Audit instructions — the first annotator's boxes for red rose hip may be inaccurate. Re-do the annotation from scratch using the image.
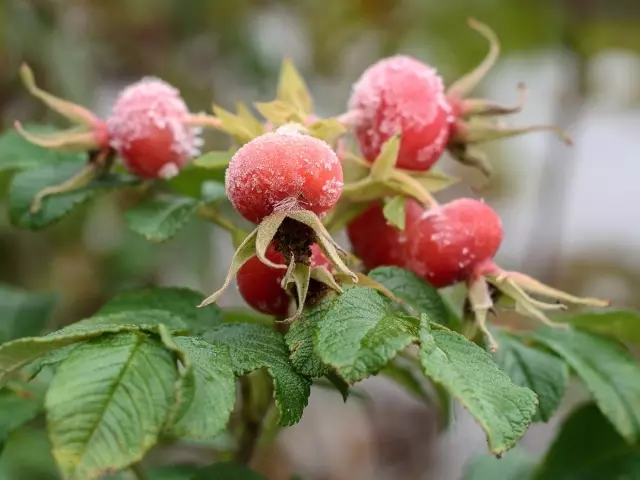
[107,77,202,179]
[226,126,343,224]
[348,55,452,171]
[347,199,423,271]
[404,198,503,288]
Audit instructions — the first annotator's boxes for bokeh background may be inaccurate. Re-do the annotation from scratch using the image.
[1,0,640,479]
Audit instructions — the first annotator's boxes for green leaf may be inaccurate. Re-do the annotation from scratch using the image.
[379,358,432,403]
[9,162,138,230]
[201,181,227,204]
[221,308,273,327]
[167,337,236,440]
[192,150,233,170]
[46,333,179,480]
[492,329,568,422]
[307,118,347,144]
[97,287,222,334]
[368,266,451,326]
[0,126,83,173]
[312,287,420,383]
[419,321,538,455]
[325,371,350,402]
[532,327,640,443]
[562,310,640,346]
[125,196,199,243]
[463,450,536,480]
[0,284,58,343]
[205,323,311,426]
[0,382,44,445]
[382,195,406,230]
[276,59,313,116]
[533,403,640,480]
[0,324,146,387]
[285,308,330,378]
[75,310,189,332]
[212,105,256,145]
[254,100,300,126]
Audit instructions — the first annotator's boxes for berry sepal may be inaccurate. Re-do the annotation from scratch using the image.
[445,19,572,177]
[198,208,357,323]
[467,260,610,351]
[16,64,109,152]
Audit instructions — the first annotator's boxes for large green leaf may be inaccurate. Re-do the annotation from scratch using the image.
[125,196,200,242]
[0,324,146,387]
[167,337,236,440]
[0,382,44,446]
[312,288,420,383]
[46,333,179,480]
[97,287,222,333]
[463,450,536,480]
[532,327,640,443]
[0,284,58,343]
[368,267,451,326]
[205,323,311,426]
[419,321,538,455]
[533,403,640,480]
[562,310,640,346]
[0,126,82,173]
[492,329,568,422]
[9,162,138,229]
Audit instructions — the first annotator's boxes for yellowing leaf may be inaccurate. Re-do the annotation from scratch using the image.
[254,100,301,126]
[277,59,313,116]
[308,119,347,144]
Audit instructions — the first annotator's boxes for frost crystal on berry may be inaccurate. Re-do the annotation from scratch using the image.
[107,77,201,178]
[348,55,452,171]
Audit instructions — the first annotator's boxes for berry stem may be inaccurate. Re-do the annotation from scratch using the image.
[197,205,249,248]
[335,109,365,129]
[185,113,224,130]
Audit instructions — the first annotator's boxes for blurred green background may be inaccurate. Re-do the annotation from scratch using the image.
[1,0,640,479]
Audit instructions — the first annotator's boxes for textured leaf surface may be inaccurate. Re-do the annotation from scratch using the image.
[9,162,138,229]
[313,287,420,383]
[562,310,640,346]
[0,284,58,342]
[463,450,536,480]
[285,307,330,378]
[0,324,144,386]
[0,382,44,444]
[0,126,82,172]
[419,321,538,454]
[368,267,450,325]
[97,287,221,333]
[76,310,188,332]
[492,329,568,422]
[168,337,236,440]
[205,323,310,426]
[533,327,640,443]
[46,333,178,480]
[533,403,640,480]
[125,196,199,242]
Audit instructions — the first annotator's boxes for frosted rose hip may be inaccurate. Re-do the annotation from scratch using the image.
[347,199,423,271]
[404,198,503,288]
[107,77,202,179]
[348,55,452,171]
[225,128,343,223]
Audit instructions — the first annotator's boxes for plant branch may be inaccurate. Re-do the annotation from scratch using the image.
[130,462,148,480]
[197,205,248,248]
[235,375,272,465]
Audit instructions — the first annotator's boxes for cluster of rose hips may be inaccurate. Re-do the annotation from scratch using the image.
[16,19,607,350]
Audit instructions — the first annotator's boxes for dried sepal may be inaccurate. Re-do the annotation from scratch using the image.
[20,63,101,128]
[198,228,258,308]
[255,211,288,270]
[283,263,311,323]
[467,276,499,351]
[310,266,343,293]
[14,123,99,152]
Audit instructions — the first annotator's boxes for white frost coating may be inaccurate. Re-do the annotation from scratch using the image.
[107,77,201,163]
[348,55,451,154]
[275,123,306,136]
[158,162,180,179]
[225,131,342,221]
